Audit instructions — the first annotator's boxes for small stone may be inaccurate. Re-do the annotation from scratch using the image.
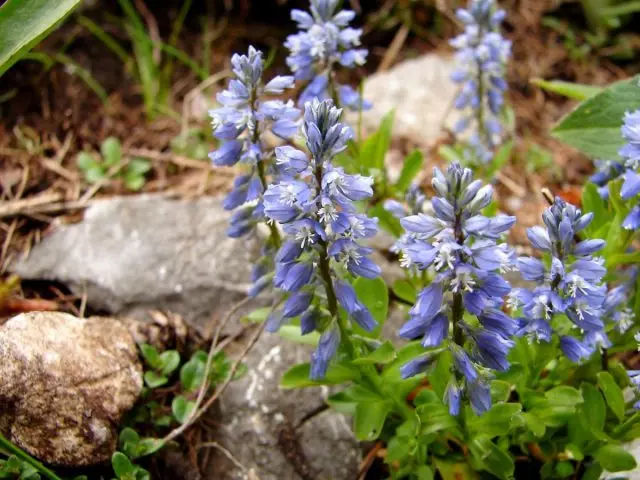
[0,312,143,466]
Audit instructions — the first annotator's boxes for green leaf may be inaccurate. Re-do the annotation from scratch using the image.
[597,371,625,421]
[124,174,146,192]
[552,75,640,159]
[417,402,458,435]
[278,325,321,345]
[581,182,609,236]
[594,444,637,472]
[0,0,81,77]
[144,371,168,388]
[139,344,160,369]
[467,403,522,437]
[112,452,135,477]
[136,438,164,457]
[128,158,151,174]
[415,466,434,480]
[359,110,394,172]
[76,152,99,170]
[438,145,464,164]
[395,149,424,192]
[280,363,360,389]
[180,357,205,392]
[546,385,583,406]
[353,401,390,440]
[490,380,512,403]
[469,437,515,480]
[487,140,513,176]
[84,165,106,184]
[433,458,478,480]
[158,350,180,376]
[352,341,396,365]
[352,276,389,338]
[392,279,417,303]
[580,382,606,433]
[370,203,402,237]
[381,341,426,383]
[171,396,195,424]
[532,78,602,100]
[326,391,358,415]
[101,137,122,167]
[243,307,271,324]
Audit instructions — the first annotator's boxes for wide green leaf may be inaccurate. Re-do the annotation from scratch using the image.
[598,371,625,422]
[594,444,637,472]
[352,276,389,338]
[395,149,424,193]
[552,76,640,159]
[0,0,81,77]
[171,395,195,424]
[353,401,391,440]
[278,325,320,345]
[280,362,360,389]
[532,78,602,100]
[580,383,606,433]
[469,436,515,480]
[392,279,417,303]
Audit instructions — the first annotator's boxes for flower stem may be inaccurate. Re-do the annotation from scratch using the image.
[0,433,62,480]
[250,89,281,249]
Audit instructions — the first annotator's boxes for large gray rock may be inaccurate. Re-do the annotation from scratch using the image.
[0,312,142,466]
[348,54,461,149]
[11,195,260,336]
[207,332,360,480]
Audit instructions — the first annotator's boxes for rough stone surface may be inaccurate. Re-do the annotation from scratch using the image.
[0,312,143,466]
[206,333,360,480]
[347,54,461,149]
[11,195,261,336]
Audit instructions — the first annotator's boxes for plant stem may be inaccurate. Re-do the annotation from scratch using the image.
[452,212,466,346]
[0,433,62,480]
[250,88,281,249]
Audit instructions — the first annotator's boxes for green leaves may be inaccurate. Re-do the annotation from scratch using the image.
[76,137,151,190]
[352,341,396,365]
[0,0,81,77]
[140,344,180,388]
[280,363,360,389]
[468,436,514,480]
[552,75,640,159]
[171,395,195,424]
[354,401,391,440]
[395,150,424,193]
[594,445,637,472]
[111,452,150,480]
[352,277,389,338]
[597,371,625,422]
[359,110,394,172]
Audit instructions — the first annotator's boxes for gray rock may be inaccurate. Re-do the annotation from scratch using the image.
[0,312,142,466]
[11,195,261,336]
[347,54,461,149]
[206,332,360,480]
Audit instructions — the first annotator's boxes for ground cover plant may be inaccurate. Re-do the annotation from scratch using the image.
[1,0,640,479]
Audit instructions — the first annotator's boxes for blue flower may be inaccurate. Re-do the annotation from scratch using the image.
[513,197,607,362]
[285,0,370,111]
[450,0,511,164]
[396,163,516,414]
[263,99,380,378]
[209,47,300,295]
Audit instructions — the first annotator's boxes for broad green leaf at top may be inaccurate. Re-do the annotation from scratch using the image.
[552,76,640,160]
[0,0,81,77]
